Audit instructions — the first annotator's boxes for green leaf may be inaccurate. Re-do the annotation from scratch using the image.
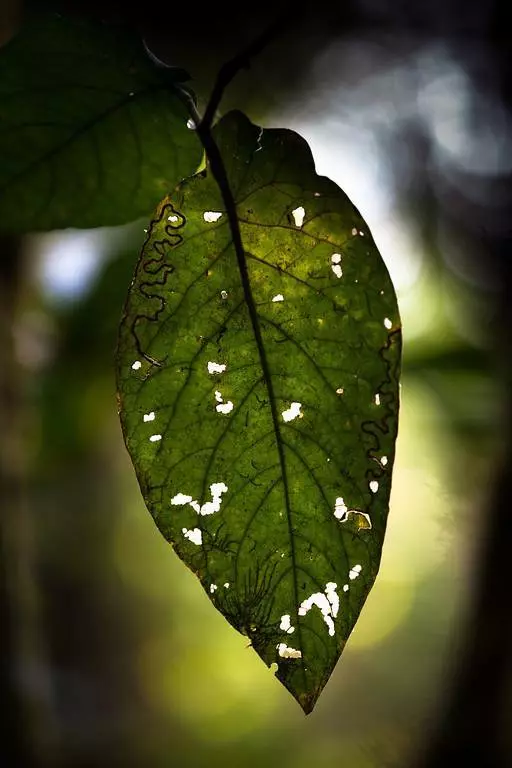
[116,110,401,713]
[0,13,201,232]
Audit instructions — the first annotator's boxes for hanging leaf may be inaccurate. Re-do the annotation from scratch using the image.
[0,13,201,232]
[116,110,401,713]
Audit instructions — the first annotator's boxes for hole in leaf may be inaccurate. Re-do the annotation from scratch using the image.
[384,317,392,329]
[349,564,362,580]
[374,394,381,406]
[282,402,303,422]
[207,361,226,374]
[279,614,295,634]
[182,527,202,545]
[369,480,379,493]
[291,206,305,227]
[333,497,348,520]
[143,411,155,422]
[210,584,218,593]
[276,643,302,659]
[186,118,196,130]
[381,455,388,466]
[272,294,284,302]
[131,360,142,370]
[149,434,162,442]
[203,211,223,223]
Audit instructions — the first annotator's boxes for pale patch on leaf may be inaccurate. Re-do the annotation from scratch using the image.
[182,527,202,545]
[277,643,302,659]
[282,402,303,422]
[291,206,305,227]
[203,211,223,223]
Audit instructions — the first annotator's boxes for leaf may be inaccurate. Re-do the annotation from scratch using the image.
[0,13,201,232]
[116,110,401,713]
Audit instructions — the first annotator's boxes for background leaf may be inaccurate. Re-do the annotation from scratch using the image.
[0,13,201,232]
[116,110,401,713]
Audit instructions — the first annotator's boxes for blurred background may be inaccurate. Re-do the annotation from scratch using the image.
[2,1,511,766]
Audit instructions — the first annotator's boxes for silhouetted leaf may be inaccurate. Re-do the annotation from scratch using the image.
[116,110,401,713]
[0,13,201,232]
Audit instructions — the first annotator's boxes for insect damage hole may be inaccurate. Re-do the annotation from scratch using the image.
[331,253,343,278]
[282,402,303,422]
[215,390,234,414]
[272,294,284,302]
[279,614,295,634]
[143,411,155,422]
[349,564,362,580]
[369,480,379,493]
[203,211,223,223]
[384,317,393,329]
[149,434,162,442]
[182,527,202,545]
[207,361,226,374]
[276,643,302,659]
[291,206,305,227]
[131,360,142,370]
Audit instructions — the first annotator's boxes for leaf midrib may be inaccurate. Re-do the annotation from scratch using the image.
[197,121,307,681]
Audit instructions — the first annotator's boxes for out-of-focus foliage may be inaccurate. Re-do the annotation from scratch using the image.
[0,12,201,232]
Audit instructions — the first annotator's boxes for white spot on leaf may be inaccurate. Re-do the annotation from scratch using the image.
[381,455,388,466]
[167,215,179,223]
[149,434,162,442]
[131,360,142,370]
[272,294,284,302]
[291,206,305,227]
[349,564,362,580]
[336,387,344,395]
[223,582,230,588]
[325,582,339,618]
[374,393,381,406]
[186,118,196,130]
[331,253,343,278]
[384,317,393,329]
[182,527,202,545]
[351,227,358,236]
[282,402,303,422]
[216,401,234,414]
[171,483,228,516]
[203,211,223,223]
[171,493,193,505]
[220,290,228,300]
[333,497,348,520]
[369,480,379,493]
[279,614,295,634]
[143,411,155,422]
[298,584,339,636]
[207,361,226,374]
[276,643,302,659]
[343,584,349,593]
[210,584,217,593]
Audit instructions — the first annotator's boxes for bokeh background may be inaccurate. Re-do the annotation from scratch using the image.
[2,1,511,766]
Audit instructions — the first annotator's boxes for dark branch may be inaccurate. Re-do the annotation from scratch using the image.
[199,3,300,131]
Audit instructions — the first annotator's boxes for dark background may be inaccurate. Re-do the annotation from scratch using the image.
[1,1,511,766]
